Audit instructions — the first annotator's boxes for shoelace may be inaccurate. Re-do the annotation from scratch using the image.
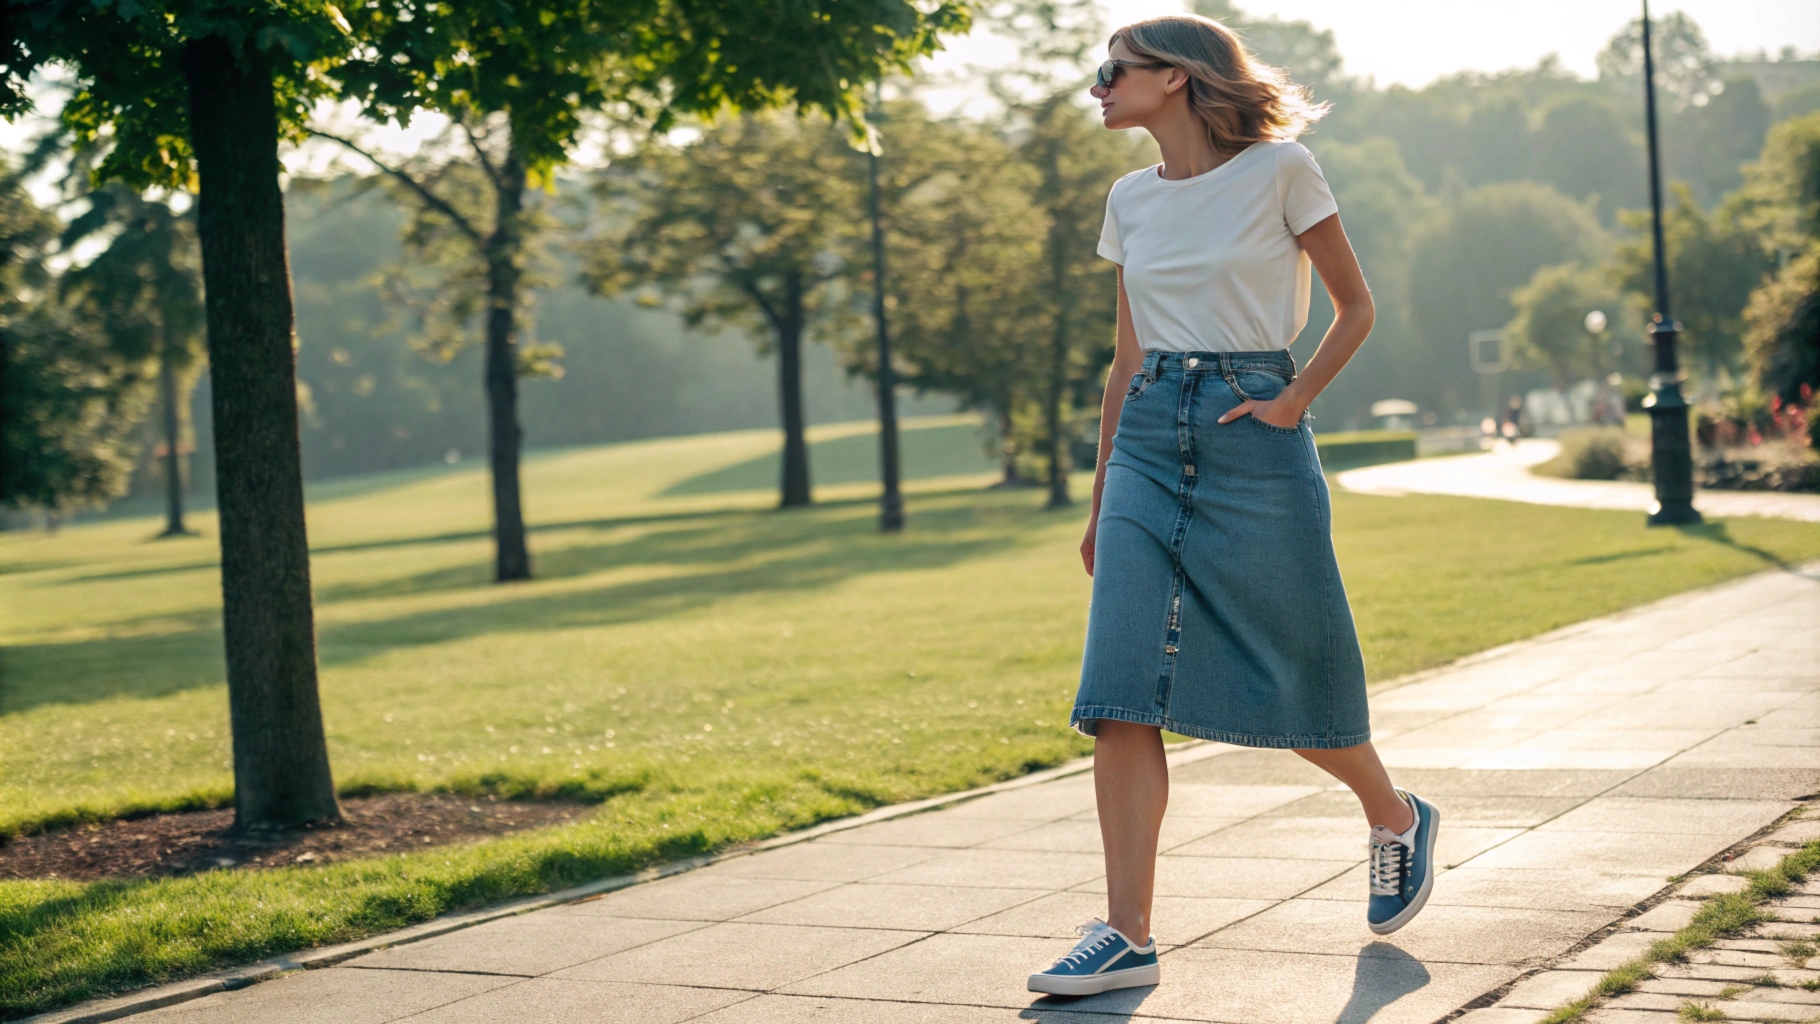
[1368,832,1407,897]
[1051,920,1118,969]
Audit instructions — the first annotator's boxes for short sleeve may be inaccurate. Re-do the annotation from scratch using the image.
[1278,143,1339,235]
[1096,185,1124,264]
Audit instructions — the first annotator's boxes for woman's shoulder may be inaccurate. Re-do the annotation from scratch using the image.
[1108,164,1161,200]
[1264,139,1322,173]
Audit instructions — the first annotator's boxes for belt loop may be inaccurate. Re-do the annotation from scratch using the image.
[1217,352,1233,379]
[1143,350,1161,382]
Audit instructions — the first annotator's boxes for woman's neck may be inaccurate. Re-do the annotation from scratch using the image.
[1147,105,1227,181]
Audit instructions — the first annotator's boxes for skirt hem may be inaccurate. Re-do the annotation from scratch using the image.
[1069,704,1370,750]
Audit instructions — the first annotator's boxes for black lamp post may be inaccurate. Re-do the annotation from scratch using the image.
[1638,0,1701,525]
[866,86,906,533]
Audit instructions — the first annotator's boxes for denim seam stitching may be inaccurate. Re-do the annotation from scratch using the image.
[1070,705,1370,749]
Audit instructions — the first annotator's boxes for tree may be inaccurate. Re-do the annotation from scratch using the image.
[322,0,967,569]
[586,112,862,508]
[4,0,351,828]
[1612,186,1772,387]
[1013,91,1131,508]
[0,159,150,515]
[1597,11,1715,111]
[59,182,207,537]
[1406,182,1609,417]
[1191,0,1346,99]
[1505,262,1638,387]
[849,101,1047,485]
[1738,113,1820,404]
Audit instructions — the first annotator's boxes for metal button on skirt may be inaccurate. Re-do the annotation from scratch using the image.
[1072,349,1370,749]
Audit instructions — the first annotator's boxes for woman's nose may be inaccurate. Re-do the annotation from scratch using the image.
[1090,82,1110,99]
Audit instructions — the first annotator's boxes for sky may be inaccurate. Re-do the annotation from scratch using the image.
[928,0,1820,90]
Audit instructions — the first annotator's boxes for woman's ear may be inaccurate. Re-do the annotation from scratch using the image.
[1164,68,1191,95]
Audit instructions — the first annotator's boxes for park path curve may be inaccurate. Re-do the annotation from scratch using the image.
[1337,439,1820,523]
[34,563,1820,1024]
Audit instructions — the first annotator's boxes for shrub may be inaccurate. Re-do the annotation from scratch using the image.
[1540,427,1631,480]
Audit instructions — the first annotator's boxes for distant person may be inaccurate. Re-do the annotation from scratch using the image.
[1028,14,1439,998]
[1501,394,1525,444]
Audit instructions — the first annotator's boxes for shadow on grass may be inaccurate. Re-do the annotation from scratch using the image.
[661,421,996,497]
[1674,520,1790,569]
[5,491,1046,714]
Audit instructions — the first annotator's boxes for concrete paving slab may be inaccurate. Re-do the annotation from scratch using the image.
[1625,900,1703,932]
[776,932,1075,1009]
[1073,854,1354,900]
[1680,873,1753,896]
[552,921,925,989]
[1465,829,1735,876]
[346,913,706,975]
[1167,751,1334,787]
[940,779,1099,820]
[1536,798,1791,837]
[1560,930,1657,971]
[132,968,515,1024]
[1453,1010,1551,1024]
[868,848,1107,890]
[1192,898,1609,966]
[1123,783,1325,819]
[686,993,1198,1024]
[1421,867,1670,912]
[701,842,942,883]
[982,815,1241,854]
[735,882,1044,932]
[560,874,840,921]
[1384,768,1639,799]
[816,814,1045,848]
[1062,947,1518,1024]
[1606,766,1820,801]
[1497,969,1605,1007]
[948,891,1274,943]
[391,978,749,1023]
[1765,818,1820,845]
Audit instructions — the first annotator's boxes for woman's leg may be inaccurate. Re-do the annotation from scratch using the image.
[1094,720,1169,940]
[1294,742,1414,832]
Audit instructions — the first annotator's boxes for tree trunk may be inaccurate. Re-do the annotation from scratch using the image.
[776,271,813,508]
[996,406,1021,487]
[181,36,340,830]
[1045,320,1071,509]
[483,144,532,582]
[157,339,188,537]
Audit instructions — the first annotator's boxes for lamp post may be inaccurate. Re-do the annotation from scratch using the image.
[866,85,906,533]
[1637,0,1701,525]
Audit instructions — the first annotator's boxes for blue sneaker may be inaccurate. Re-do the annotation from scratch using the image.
[1027,919,1159,996]
[1367,788,1440,935]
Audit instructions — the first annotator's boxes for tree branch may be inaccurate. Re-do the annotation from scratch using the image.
[459,119,504,192]
[306,128,483,244]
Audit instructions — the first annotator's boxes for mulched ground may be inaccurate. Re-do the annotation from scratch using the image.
[0,794,590,882]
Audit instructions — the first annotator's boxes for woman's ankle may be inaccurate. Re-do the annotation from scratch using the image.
[1106,913,1150,943]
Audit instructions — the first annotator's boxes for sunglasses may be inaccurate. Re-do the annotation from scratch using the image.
[1096,58,1172,89]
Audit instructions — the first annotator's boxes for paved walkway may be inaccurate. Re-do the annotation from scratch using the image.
[74,564,1820,1024]
[1337,440,1820,522]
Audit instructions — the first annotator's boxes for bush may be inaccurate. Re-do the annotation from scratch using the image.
[1538,427,1631,480]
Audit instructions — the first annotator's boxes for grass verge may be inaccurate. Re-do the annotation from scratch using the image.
[1539,839,1820,1024]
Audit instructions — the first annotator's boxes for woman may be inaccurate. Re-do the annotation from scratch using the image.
[1027,14,1439,997]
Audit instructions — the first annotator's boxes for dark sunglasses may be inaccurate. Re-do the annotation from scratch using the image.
[1096,58,1172,89]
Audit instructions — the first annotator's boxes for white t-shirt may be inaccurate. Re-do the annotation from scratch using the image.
[1097,140,1338,353]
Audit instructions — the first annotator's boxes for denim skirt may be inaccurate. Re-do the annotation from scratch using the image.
[1072,349,1370,749]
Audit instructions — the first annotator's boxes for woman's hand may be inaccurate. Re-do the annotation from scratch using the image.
[1218,395,1305,429]
[1081,514,1098,576]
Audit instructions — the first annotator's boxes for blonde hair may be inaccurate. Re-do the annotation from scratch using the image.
[1110,14,1328,155]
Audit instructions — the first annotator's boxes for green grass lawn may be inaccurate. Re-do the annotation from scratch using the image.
[5,413,1820,1015]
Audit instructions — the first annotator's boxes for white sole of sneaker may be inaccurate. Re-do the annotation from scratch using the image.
[1369,800,1440,936]
[1027,962,1160,996]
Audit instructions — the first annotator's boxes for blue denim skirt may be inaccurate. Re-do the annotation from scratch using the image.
[1072,349,1370,749]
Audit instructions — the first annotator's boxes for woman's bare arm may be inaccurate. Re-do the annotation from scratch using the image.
[1083,266,1146,575]
[1217,213,1374,428]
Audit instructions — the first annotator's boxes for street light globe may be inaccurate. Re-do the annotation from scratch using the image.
[1583,309,1608,335]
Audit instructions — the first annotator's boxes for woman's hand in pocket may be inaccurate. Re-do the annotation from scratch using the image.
[1219,396,1303,429]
